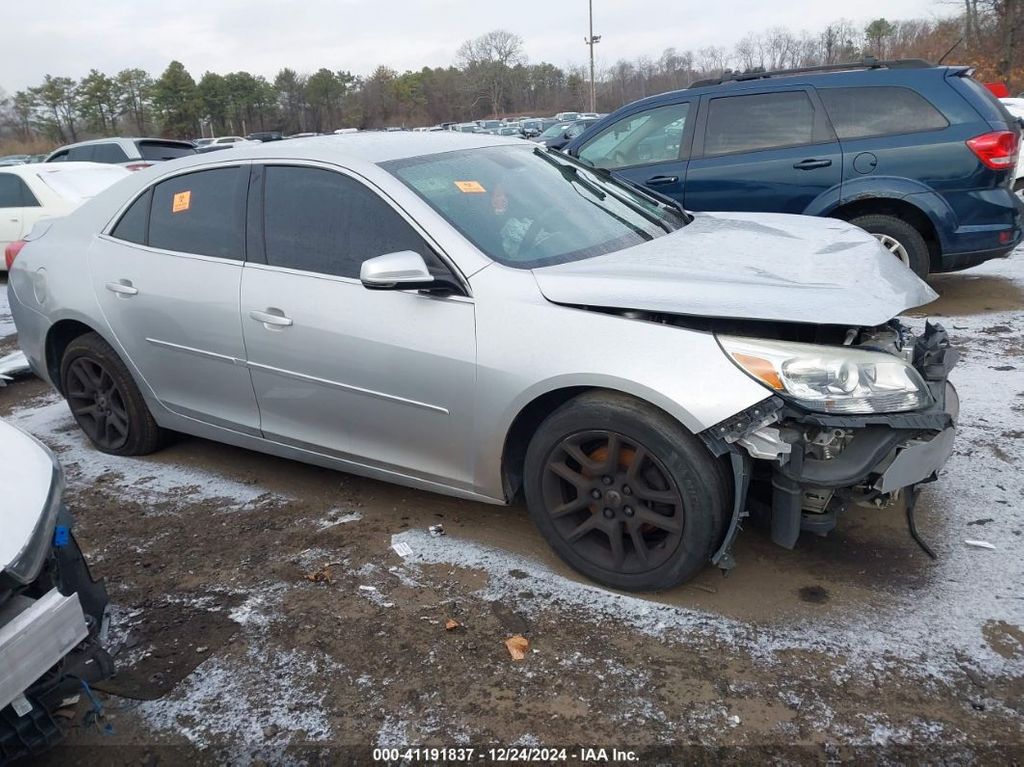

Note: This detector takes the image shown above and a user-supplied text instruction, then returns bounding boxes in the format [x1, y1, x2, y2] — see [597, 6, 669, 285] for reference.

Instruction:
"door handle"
[645, 175, 679, 186]
[105, 280, 138, 296]
[793, 159, 833, 170]
[249, 309, 293, 328]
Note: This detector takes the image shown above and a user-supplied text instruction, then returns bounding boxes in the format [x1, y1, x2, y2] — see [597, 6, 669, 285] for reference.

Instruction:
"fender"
[815, 175, 958, 251]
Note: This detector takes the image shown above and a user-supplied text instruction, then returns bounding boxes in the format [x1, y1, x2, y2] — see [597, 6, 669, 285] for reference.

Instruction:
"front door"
[241, 164, 477, 487]
[0, 172, 30, 253]
[90, 164, 261, 432]
[684, 89, 842, 214]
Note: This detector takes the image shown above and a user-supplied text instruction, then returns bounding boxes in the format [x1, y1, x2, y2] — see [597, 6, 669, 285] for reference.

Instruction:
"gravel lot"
[1, 252, 1022, 764]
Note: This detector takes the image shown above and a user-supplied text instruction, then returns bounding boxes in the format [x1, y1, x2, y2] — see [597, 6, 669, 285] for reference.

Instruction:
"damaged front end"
[702, 321, 959, 566]
[0, 423, 113, 762]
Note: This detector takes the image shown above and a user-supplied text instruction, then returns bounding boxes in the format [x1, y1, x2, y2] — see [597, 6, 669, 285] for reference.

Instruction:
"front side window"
[262, 165, 439, 279]
[384, 145, 684, 269]
[703, 91, 817, 157]
[148, 167, 245, 259]
[0, 173, 39, 207]
[67, 146, 95, 161]
[818, 86, 948, 140]
[578, 102, 690, 170]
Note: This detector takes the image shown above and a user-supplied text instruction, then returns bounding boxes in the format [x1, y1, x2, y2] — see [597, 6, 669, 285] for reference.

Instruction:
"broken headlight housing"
[718, 336, 931, 414]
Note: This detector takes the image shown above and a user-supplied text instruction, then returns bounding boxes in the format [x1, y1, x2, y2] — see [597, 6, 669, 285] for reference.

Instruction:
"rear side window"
[110, 189, 151, 245]
[578, 102, 690, 169]
[148, 167, 246, 259]
[818, 87, 948, 139]
[0, 173, 39, 207]
[704, 91, 816, 157]
[137, 141, 196, 161]
[91, 142, 130, 163]
[262, 165, 436, 279]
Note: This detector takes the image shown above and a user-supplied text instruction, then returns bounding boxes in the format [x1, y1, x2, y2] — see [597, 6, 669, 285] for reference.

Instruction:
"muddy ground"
[1, 254, 1023, 765]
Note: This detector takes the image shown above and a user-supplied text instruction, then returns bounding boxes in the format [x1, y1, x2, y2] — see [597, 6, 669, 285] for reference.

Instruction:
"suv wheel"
[60, 332, 164, 455]
[849, 214, 930, 279]
[523, 391, 729, 591]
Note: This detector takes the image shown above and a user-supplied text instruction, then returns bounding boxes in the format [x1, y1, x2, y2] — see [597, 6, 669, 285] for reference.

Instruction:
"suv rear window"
[818, 87, 948, 140]
[703, 91, 816, 157]
[136, 141, 196, 161]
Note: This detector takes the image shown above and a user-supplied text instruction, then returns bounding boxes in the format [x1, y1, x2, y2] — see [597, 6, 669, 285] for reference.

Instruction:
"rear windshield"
[35, 166, 130, 203]
[136, 140, 196, 161]
[383, 145, 684, 269]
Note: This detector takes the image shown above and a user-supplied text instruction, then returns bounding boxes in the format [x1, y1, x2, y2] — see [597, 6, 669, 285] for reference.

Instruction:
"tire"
[849, 213, 930, 279]
[60, 332, 164, 456]
[523, 391, 730, 592]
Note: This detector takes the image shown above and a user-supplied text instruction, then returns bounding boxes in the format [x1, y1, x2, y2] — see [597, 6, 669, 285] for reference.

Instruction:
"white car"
[1000, 97, 1024, 189]
[44, 138, 196, 170]
[1, 162, 131, 271]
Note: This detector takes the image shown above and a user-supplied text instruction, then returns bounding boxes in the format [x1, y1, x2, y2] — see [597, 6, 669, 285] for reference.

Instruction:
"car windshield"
[383, 144, 686, 269]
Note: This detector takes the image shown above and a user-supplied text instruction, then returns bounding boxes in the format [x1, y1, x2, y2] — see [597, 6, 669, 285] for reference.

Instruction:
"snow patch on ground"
[6, 393, 283, 513]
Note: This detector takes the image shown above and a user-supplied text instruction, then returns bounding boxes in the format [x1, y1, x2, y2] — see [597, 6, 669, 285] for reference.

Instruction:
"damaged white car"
[6, 133, 958, 590]
[0, 419, 112, 759]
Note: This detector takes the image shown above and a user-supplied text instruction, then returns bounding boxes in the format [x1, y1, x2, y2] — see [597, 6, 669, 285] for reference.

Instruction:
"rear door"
[91, 164, 261, 432]
[684, 88, 842, 214]
[240, 163, 478, 486]
[574, 100, 695, 202]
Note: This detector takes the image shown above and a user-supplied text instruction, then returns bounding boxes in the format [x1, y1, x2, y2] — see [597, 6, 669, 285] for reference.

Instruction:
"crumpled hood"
[532, 211, 938, 326]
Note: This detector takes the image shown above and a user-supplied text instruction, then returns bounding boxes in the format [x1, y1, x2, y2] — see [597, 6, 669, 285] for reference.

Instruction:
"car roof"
[52, 137, 193, 150]
[178, 131, 525, 167]
[0, 161, 124, 177]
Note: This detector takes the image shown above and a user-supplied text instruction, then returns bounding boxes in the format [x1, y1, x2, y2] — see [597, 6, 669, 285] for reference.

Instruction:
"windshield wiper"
[586, 164, 693, 226]
[533, 147, 607, 201]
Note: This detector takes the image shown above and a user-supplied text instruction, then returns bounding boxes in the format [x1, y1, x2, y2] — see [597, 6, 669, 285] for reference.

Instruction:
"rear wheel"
[523, 392, 729, 591]
[60, 332, 164, 456]
[849, 213, 930, 279]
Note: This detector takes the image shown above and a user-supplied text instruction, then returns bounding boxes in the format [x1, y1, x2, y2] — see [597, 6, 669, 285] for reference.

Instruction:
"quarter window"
[110, 189, 151, 245]
[262, 165, 439, 279]
[148, 167, 246, 259]
[578, 103, 690, 169]
[703, 91, 817, 157]
[818, 86, 948, 140]
[0, 173, 39, 207]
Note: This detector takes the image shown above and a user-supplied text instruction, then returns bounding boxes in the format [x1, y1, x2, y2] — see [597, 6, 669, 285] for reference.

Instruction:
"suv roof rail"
[687, 57, 935, 89]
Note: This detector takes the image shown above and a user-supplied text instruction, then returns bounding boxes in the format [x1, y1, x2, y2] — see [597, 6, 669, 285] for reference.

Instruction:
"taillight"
[966, 130, 1020, 170]
[4, 239, 26, 270]
[125, 162, 152, 171]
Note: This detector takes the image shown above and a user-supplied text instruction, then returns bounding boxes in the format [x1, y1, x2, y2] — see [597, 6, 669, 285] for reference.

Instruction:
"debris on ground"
[504, 635, 529, 661]
[445, 619, 460, 631]
[0, 350, 30, 385]
[964, 540, 996, 550]
[304, 563, 338, 584]
[392, 541, 412, 558]
[429, 524, 445, 537]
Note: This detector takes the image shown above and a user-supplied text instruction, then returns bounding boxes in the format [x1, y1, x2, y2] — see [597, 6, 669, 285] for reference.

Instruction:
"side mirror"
[360, 251, 434, 290]
[360, 251, 462, 295]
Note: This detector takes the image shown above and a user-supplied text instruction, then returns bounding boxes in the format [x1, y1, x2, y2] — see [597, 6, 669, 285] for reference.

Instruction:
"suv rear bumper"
[936, 242, 1016, 272]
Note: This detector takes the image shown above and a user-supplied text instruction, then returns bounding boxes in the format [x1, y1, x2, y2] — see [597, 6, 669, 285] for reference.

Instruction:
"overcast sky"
[5, 0, 946, 94]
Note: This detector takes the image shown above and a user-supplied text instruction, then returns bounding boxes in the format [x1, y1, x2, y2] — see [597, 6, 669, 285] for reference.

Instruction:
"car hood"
[532, 211, 938, 326]
[0, 419, 57, 571]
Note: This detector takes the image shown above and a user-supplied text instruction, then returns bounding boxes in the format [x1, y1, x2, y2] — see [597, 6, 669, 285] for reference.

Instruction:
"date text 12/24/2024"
[372, 747, 640, 763]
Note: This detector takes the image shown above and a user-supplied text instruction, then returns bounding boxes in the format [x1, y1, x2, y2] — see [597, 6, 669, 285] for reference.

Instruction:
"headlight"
[718, 335, 931, 414]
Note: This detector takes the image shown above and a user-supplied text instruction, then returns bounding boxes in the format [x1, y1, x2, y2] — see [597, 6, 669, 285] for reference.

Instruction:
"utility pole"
[584, 0, 601, 112]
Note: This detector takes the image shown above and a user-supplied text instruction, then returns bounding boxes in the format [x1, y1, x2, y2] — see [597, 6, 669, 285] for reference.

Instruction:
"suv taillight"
[966, 130, 1020, 170]
[4, 239, 25, 270]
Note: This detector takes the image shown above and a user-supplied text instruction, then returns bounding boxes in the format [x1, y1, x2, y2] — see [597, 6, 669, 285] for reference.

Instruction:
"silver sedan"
[7, 133, 959, 590]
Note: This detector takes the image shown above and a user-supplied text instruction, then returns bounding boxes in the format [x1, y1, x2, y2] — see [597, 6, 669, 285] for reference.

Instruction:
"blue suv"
[563, 59, 1022, 277]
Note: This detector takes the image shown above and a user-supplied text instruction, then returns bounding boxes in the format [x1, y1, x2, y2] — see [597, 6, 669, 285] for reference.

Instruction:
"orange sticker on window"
[172, 191, 191, 213]
[454, 180, 486, 193]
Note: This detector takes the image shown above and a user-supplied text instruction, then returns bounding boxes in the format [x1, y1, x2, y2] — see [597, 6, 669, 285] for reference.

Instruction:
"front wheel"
[849, 213, 930, 279]
[523, 392, 730, 591]
[60, 332, 164, 456]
